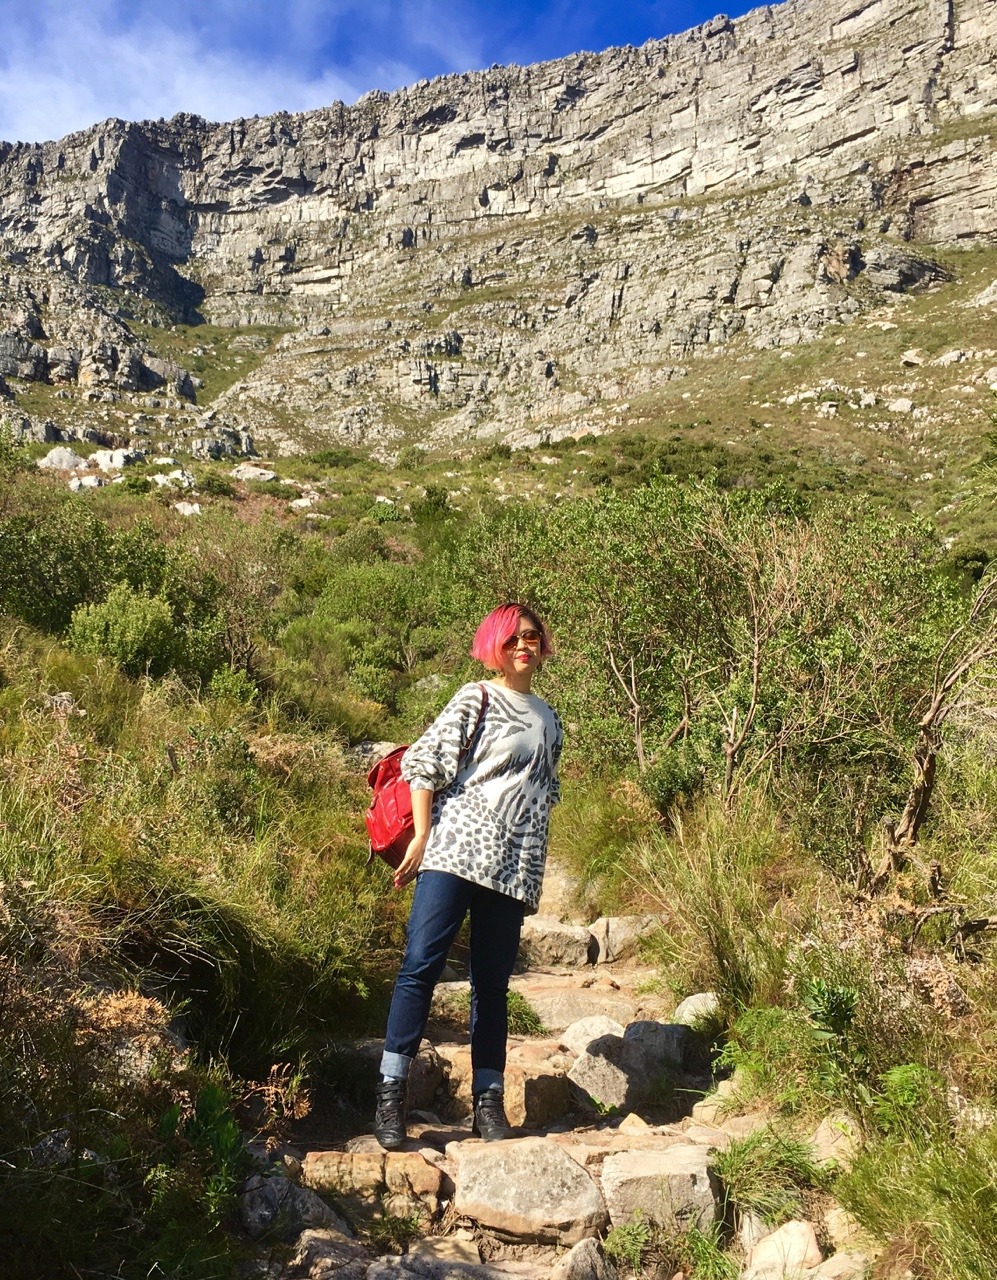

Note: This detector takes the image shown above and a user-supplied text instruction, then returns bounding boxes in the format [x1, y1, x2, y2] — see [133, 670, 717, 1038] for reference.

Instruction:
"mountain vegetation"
[1, 407, 996, 1276]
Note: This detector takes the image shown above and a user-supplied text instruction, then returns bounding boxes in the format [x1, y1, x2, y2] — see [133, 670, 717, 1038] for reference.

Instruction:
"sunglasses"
[501, 628, 543, 650]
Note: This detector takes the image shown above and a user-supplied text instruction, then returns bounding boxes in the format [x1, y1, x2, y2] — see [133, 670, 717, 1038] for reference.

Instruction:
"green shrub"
[69, 583, 180, 678]
[197, 471, 236, 498]
[207, 666, 258, 703]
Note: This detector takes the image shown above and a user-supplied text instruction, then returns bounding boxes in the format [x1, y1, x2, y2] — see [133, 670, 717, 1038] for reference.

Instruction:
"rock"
[560, 1016, 626, 1056]
[329, 1038, 445, 1114]
[900, 348, 924, 365]
[744, 1220, 823, 1278]
[808, 1114, 860, 1169]
[509, 978, 638, 1033]
[617, 1112, 652, 1134]
[623, 1020, 701, 1074]
[69, 474, 106, 490]
[301, 1150, 444, 1224]
[550, 1237, 615, 1280]
[600, 1145, 720, 1232]
[280, 1228, 369, 1279]
[690, 1076, 745, 1125]
[231, 462, 278, 482]
[518, 917, 596, 968]
[240, 1173, 350, 1240]
[436, 1041, 573, 1128]
[823, 1205, 866, 1251]
[91, 447, 144, 470]
[454, 1136, 608, 1243]
[739, 1210, 769, 1250]
[568, 1034, 651, 1113]
[671, 993, 720, 1028]
[406, 1235, 481, 1264]
[173, 501, 201, 516]
[38, 445, 86, 470]
[806, 1250, 874, 1278]
[885, 397, 914, 414]
[537, 860, 587, 922]
[969, 279, 997, 307]
[588, 915, 658, 963]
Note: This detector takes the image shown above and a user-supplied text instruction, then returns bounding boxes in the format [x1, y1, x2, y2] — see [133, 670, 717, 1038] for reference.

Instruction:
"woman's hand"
[393, 832, 428, 889]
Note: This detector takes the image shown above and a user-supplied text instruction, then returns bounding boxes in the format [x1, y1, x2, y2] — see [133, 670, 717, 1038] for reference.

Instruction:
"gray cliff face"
[1, 0, 996, 452]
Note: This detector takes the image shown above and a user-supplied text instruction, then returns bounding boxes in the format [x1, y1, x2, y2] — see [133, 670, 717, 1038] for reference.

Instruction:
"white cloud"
[0, 0, 429, 143]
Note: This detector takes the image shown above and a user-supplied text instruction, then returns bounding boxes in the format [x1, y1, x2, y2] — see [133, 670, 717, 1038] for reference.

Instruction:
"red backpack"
[364, 684, 489, 869]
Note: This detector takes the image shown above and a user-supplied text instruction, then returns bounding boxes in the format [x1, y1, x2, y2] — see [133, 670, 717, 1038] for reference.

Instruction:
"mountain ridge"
[0, 0, 995, 460]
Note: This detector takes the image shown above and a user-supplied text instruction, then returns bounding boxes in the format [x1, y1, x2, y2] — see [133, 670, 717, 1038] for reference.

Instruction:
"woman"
[374, 603, 563, 1148]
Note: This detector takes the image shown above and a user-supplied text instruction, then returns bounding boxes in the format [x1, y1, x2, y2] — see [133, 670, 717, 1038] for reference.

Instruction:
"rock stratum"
[1, 0, 996, 455]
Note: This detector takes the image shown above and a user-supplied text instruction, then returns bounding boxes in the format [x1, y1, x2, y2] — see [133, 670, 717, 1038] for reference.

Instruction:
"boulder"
[744, 1219, 822, 1278]
[302, 1150, 443, 1224]
[807, 1251, 874, 1278]
[231, 461, 278, 482]
[436, 1040, 572, 1128]
[280, 1228, 368, 1279]
[454, 1136, 608, 1244]
[330, 1038, 444, 1113]
[510, 978, 638, 1033]
[91, 447, 144, 470]
[550, 1237, 615, 1280]
[239, 1173, 350, 1240]
[537, 860, 587, 922]
[568, 1034, 650, 1113]
[671, 992, 720, 1028]
[600, 1145, 720, 1233]
[588, 915, 657, 963]
[38, 445, 86, 470]
[808, 1113, 860, 1169]
[518, 916, 596, 968]
[623, 1020, 698, 1073]
[690, 1075, 745, 1125]
[560, 1016, 626, 1056]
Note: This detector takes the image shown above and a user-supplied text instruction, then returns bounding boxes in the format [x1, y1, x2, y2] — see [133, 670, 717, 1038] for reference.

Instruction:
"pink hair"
[471, 603, 553, 670]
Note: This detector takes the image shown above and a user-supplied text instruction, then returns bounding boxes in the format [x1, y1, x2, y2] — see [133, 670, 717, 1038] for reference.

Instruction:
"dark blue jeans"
[380, 870, 525, 1094]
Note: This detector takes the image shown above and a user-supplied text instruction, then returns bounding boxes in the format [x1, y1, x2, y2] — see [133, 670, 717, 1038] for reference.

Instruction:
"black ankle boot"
[472, 1085, 513, 1141]
[373, 1077, 408, 1150]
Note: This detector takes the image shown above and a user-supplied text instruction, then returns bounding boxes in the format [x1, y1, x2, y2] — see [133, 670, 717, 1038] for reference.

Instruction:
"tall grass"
[633, 791, 817, 1014]
[0, 624, 404, 1073]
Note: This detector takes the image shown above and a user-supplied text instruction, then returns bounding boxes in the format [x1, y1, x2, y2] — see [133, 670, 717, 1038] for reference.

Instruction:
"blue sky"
[0, 0, 766, 146]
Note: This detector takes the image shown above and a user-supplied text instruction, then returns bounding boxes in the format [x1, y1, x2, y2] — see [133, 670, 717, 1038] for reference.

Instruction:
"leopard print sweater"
[400, 681, 563, 913]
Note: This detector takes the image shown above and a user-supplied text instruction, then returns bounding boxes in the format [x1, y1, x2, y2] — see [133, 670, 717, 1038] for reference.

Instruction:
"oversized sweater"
[400, 681, 563, 913]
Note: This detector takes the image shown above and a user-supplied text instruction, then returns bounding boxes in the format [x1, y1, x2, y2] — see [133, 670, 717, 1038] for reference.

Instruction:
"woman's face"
[496, 613, 544, 682]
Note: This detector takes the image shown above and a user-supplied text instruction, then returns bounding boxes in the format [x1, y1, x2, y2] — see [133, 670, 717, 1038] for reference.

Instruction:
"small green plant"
[507, 989, 548, 1036]
[603, 1210, 653, 1275]
[712, 1129, 827, 1227]
[871, 1063, 946, 1139]
[443, 989, 548, 1037]
[682, 1223, 740, 1280]
[362, 1210, 422, 1253]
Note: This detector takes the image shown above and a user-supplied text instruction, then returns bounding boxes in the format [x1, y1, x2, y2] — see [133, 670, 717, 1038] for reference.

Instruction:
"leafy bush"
[69, 583, 181, 677]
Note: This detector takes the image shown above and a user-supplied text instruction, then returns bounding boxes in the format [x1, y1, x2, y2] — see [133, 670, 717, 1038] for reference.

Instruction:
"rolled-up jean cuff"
[380, 1050, 413, 1080]
[472, 1068, 504, 1095]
